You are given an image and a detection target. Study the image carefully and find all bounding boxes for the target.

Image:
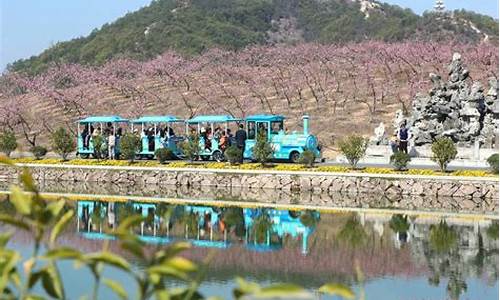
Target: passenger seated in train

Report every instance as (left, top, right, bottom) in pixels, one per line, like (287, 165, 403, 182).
(226, 129, 234, 146)
(116, 128, 123, 157)
(200, 127, 211, 151)
(82, 126, 90, 149)
(214, 127, 222, 141)
(168, 126, 175, 137)
(219, 131, 228, 152)
(147, 128, 155, 152)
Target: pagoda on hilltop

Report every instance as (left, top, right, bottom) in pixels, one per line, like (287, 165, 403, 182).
(434, 0, 446, 13)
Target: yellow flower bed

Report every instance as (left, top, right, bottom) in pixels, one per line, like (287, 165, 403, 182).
(315, 166, 350, 173)
(273, 164, 306, 171)
(363, 167, 396, 174)
(204, 162, 228, 169)
(451, 170, 490, 177)
(236, 163, 262, 170)
(166, 162, 190, 168)
(407, 169, 439, 176)
(9, 158, 496, 178)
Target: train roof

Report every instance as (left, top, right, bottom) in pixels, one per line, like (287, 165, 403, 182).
(130, 115, 183, 123)
(245, 114, 285, 121)
(186, 115, 242, 124)
(78, 116, 129, 123)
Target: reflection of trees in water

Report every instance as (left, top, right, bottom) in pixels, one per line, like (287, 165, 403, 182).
(300, 210, 319, 228)
(251, 213, 273, 244)
(422, 220, 498, 300)
(429, 221, 458, 253)
(338, 215, 367, 249)
(389, 214, 410, 234)
(486, 221, 499, 241)
(221, 207, 245, 238)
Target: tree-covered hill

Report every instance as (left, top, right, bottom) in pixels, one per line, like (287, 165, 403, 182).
(8, 0, 499, 74)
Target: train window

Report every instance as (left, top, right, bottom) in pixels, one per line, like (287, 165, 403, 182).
(271, 121, 283, 135)
(247, 121, 256, 140)
(256, 122, 269, 138)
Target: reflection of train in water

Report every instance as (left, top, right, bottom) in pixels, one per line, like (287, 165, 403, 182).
(76, 114, 322, 163)
(76, 201, 320, 254)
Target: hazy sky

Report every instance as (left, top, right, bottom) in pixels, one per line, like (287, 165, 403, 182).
(1, 0, 498, 71)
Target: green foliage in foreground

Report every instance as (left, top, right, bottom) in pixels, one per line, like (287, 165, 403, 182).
(0, 155, 360, 299)
(0, 130, 17, 157)
(51, 127, 75, 161)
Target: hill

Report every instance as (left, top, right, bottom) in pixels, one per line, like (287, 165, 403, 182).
(8, 0, 499, 74)
(1, 42, 497, 156)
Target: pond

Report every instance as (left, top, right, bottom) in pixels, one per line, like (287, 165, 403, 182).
(1, 190, 498, 300)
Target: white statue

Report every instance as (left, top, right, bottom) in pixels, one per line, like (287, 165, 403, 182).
(393, 109, 405, 131)
(370, 122, 386, 145)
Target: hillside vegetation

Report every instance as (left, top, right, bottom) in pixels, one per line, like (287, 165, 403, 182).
(8, 0, 499, 74)
(1, 42, 497, 154)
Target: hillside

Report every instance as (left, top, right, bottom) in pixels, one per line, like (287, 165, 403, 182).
(1, 42, 497, 156)
(8, 0, 499, 74)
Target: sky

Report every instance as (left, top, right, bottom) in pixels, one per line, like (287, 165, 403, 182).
(0, 0, 498, 71)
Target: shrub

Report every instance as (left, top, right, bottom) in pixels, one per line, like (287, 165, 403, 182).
(120, 132, 141, 162)
(298, 150, 316, 168)
(224, 145, 242, 165)
(338, 135, 368, 169)
(31, 146, 47, 160)
(51, 127, 75, 161)
(253, 130, 274, 166)
(390, 151, 411, 171)
(431, 137, 457, 172)
(487, 153, 499, 174)
(389, 214, 410, 233)
(92, 135, 105, 159)
(180, 133, 200, 162)
(0, 130, 17, 157)
(155, 148, 174, 164)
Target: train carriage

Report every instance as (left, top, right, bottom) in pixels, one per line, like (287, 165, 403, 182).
(76, 116, 129, 159)
(185, 115, 242, 162)
(130, 115, 185, 159)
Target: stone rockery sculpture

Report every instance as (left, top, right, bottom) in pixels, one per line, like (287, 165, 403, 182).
(405, 53, 498, 148)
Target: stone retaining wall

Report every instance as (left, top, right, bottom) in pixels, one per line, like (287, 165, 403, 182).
(0, 179, 496, 213)
(0, 164, 497, 200)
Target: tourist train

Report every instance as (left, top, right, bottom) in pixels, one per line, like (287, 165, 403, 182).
(76, 114, 322, 163)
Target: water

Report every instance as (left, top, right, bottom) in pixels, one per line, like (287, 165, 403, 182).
(1, 192, 498, 300)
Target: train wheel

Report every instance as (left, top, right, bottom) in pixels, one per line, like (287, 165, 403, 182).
(213, 151, 225, 162)
(80, 153, 90, 159)
(289, 151, 300, 163)
(201, 155, 210, 161)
